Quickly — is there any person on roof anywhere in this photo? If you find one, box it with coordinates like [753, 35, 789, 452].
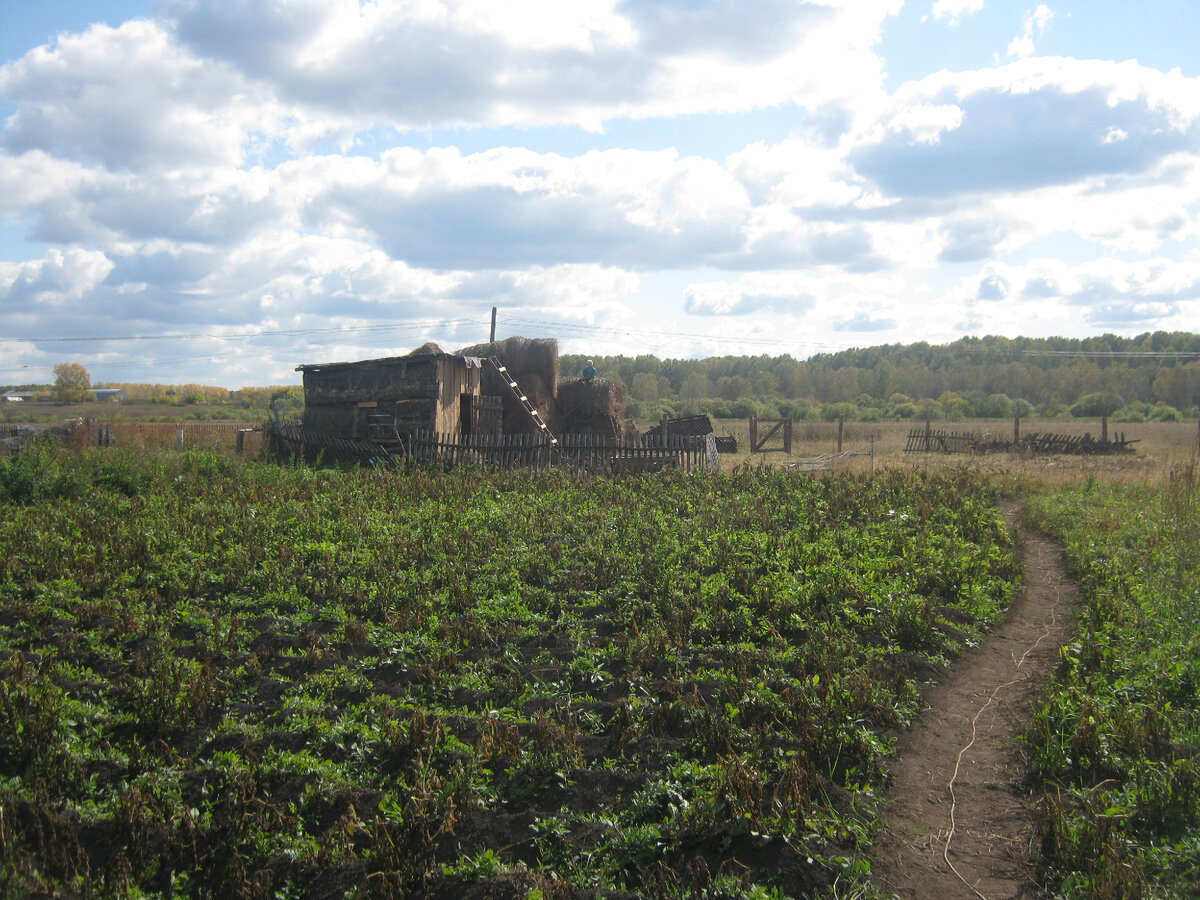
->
[582, 359, 597, 382]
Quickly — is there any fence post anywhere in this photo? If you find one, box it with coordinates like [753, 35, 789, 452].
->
[837, 417, 844, 453]
[1101, 415, 1108, 443]
[1013, 415, 1020, 445]
[870, 432, 875, 475]
[176, 429, 184, 450]
[749, 417, 757, 453]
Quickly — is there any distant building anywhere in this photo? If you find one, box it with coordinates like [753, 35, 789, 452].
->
[91, 388, 127, 402]
[2, 392, 31, 402]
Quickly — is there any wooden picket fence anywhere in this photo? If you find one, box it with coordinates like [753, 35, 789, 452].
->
[267, 422, 719, 473]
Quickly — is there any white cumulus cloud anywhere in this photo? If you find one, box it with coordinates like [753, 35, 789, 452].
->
[932, 0, 985, 28]
[0, 248, 114, 305]
[1006, 4, 1054, 60]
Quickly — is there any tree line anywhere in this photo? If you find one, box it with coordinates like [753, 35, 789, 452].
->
[10, 332, 1199, 425]
[2, 365, 304, 422]
[562, 331, 1200, 421]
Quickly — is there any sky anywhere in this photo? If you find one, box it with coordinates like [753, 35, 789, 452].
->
[1, 0, 1198, 387]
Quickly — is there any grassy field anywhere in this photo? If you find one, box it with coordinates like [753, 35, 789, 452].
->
[1025, 469, 1200, 899]
[704, 417, 1200, 482]
[7, 404, 1198, 481]
[0, 398, 262, 425]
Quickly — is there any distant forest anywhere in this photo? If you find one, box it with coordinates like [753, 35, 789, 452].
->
[562, 332, 1200, 422]
[7, 332, 1199, 425]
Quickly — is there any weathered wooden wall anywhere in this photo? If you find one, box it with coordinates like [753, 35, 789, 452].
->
[300, 355, 482, 438]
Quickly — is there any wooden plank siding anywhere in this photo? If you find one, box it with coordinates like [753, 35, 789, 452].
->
[299, 354, 483, 440]
[267, 422, 720, 472]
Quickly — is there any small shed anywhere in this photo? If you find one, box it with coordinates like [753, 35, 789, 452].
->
[643, 414, 737, 452]
[297, 346, 500, 440]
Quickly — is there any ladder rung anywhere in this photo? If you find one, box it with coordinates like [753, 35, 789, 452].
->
[485, 355, 558, 451]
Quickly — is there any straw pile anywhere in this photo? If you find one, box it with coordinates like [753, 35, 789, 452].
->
[555, 376, 626, 438]
[457, 337, 559, 393]
[408, 341, 445, 356]
[456, 336, 560, 434]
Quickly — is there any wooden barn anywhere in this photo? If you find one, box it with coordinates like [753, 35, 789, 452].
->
[296, 345, 502, 441]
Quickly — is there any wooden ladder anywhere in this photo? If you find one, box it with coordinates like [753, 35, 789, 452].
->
[486, 357, 559, 451]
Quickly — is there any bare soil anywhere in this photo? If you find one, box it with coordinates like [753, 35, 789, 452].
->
[869, 501, 1077, 899]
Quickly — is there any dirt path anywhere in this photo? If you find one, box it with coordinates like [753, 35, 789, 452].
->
[868, 502, 1077, 899]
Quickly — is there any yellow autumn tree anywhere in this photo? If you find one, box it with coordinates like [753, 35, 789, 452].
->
[52, 362, 92, 404]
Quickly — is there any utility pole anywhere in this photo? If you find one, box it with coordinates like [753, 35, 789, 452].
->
[490, 307, 497, 342]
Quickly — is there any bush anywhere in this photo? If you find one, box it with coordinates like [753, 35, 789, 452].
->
[1041, 402, 1070, 419]
[974, 393, 1013, 418]
[779, 399, 818, 420]
[0, 441, 90, 504]
[1148, 404, 1182, 422]
[1113, 409, 1145, 423]
[1011, 398, 1036, 418]
[1070, 391, 1125, 418]
[729, 397, 780, 419]
[643, 399, 682, 422]
[938, 392, 972, 418]
[820, 402, 858, 422]
[915, 399, 944, 420]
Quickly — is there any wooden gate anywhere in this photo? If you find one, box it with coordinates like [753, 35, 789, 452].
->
[749, 417, 792, 453]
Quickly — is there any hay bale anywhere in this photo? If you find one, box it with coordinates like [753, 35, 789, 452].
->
[507, 373, 557, 436]
[457, 336, 560, 400]
[456, 336, 560, 434]
[554, 377, 625, 438]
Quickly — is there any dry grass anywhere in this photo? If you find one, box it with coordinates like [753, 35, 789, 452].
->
[700, 417, 1200, 485]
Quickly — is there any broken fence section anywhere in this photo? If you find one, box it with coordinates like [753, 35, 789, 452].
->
[904, 427, 1138, 455]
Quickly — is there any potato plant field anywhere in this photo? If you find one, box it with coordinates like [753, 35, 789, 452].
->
[1026, 470, 1200, 899]
[0, 445, 1026, 899]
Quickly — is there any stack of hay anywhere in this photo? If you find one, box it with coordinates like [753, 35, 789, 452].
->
[456, 336, 559, 435]
[555, 376, 626, 438]
[407, 341, 445, 356]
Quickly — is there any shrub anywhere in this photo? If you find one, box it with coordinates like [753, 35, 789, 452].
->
[820, 402, 858, 422]
[0, 441, 89, 504]
[974, 393, 1013, 418]
[1149, 404, 1182, 422]
[1070, 391, 1125, 418]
